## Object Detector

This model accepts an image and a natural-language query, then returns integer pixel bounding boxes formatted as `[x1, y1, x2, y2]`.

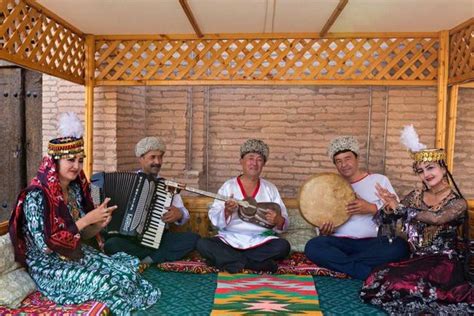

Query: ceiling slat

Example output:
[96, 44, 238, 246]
[320, 0, 349, 37]
[179, 0, 203, 38]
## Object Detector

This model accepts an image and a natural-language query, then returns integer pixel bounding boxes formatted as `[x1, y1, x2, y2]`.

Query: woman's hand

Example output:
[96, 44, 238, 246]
[98, 212, 113, 228]
[77, 198, 117, 231]
[375, 183, 398, 212]
[88, 198, 117, 225]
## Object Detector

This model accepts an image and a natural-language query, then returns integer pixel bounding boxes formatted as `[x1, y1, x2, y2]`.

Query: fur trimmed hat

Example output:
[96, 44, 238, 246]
[327, 136, 360, 161]
[135, 137, 166, 157]
[240, 139, 269, 162]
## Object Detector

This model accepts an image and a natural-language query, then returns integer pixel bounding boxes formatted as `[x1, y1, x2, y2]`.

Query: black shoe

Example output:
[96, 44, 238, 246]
[245, 259, 278, 273]
[222, 262, 244, 274]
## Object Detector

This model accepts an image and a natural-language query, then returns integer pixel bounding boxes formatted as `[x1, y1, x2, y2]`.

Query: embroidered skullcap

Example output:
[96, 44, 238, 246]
[327, 136, 360, 161]
[400, 125, 445, 163]
[240, 139, 269, 162]
[135, 136, 166, 157]
[48, 112, 85, 159]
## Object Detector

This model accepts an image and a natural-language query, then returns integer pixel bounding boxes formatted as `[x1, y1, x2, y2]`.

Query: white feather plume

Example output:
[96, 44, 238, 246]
[400, 125, 426, 152]
[57, 112, 83, 138]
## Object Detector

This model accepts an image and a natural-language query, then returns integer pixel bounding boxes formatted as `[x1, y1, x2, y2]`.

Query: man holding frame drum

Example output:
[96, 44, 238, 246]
[304, 136, 409, 280]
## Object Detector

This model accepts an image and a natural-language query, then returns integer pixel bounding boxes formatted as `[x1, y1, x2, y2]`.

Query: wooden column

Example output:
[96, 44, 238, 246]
[445, 85, 459, 172]
[436, 31, 449, 148]
[84, 35, 95, 178]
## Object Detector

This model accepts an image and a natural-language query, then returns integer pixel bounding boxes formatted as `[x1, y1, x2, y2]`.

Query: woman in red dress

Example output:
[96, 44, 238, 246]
[360, 126, 473, 315]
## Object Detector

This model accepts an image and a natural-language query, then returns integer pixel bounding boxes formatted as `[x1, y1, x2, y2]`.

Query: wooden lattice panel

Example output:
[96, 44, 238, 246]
[449, 19, 474, 85]
[0, 0, 85, 84]
[95, 36, 439, 85]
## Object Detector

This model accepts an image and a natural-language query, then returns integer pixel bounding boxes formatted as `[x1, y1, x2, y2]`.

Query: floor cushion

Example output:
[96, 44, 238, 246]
[156, 251, 348, 278]
[0, 291, 109, 315]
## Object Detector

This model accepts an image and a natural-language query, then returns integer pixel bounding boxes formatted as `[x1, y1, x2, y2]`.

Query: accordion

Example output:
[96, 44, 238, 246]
[91, 172, 175, 249]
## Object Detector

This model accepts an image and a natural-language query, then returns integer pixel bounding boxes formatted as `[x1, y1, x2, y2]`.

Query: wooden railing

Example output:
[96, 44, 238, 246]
[449, 18, 474, 85]
[0, 0, 85, 84]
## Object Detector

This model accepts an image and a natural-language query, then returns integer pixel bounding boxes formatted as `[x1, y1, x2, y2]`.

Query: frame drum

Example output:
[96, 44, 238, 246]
[298, 173, 355, 228]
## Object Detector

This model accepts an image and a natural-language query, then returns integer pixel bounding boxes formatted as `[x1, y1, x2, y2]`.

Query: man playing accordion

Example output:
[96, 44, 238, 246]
[103, 137, 200, 264]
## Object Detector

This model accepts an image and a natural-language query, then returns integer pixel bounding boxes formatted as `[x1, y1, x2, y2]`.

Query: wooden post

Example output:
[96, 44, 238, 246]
[84, 35, 95, 178]
[445, 85, 459, 172]
[436, 31, 449, 148]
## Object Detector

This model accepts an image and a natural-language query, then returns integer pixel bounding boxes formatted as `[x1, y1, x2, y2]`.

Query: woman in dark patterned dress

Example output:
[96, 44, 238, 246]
[360, 126, 473, 315]
[9, 113, 159, 315]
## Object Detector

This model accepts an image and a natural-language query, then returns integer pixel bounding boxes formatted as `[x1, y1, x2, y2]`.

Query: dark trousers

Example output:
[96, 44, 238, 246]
[103, 231, 200, 264]
[196, 237, 290, 273]
[304, 235, 409, 280]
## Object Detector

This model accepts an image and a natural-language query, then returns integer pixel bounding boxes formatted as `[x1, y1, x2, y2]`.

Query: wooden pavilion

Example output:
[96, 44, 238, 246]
[0, 0, 473, 229]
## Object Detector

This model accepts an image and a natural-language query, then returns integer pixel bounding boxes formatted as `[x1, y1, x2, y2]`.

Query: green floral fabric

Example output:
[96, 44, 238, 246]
[22, 185, 160, 315]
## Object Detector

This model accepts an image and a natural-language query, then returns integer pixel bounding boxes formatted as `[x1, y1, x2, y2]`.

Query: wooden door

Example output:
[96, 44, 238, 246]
[0, 66, 42, 223]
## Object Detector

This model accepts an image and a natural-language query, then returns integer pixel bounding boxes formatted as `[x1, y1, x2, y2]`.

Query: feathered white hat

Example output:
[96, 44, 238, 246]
[400, 125, 445, 162]
[47, 112, 85, 159]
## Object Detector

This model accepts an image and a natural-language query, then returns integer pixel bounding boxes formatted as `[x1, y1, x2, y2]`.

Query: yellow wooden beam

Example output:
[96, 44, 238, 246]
[449, 17, 474, 35]
[436, 31, 449, 148]
[179, 0, 203, 38]
[320, 0, 349, 37]
[0, 221, 8, 236]
[94, 32, 439, 41]
[445, 85, 459, 172]
[468, 200, 474, 210]
[0, 51, 84, 85]
[24, 0, 84, 35]
[448, 72, 474, 86]
[94, 79, 437, 87]
[84, 35, 95, 179]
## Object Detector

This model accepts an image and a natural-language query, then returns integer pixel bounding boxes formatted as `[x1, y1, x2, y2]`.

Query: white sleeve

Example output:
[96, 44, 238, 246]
[208, 183, 230, 229]
[171, 193, 190, 225]
[269, 185, 289, 233]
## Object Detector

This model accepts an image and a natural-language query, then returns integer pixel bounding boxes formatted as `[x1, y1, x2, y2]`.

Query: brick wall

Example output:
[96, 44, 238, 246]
[42, 76, 472, 200]
[204, 86, 437, 197]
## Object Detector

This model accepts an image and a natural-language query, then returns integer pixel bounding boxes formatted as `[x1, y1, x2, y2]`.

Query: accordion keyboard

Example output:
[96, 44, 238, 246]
[140, 180, 173, 249]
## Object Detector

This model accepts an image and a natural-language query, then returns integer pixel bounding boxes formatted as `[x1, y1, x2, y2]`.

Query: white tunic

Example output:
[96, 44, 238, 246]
[209, 177, 289, 249]
[333, 173, 397, 239]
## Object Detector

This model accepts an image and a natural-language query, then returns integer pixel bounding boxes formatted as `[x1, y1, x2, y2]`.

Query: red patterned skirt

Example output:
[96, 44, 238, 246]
[360, 254, 473, 315]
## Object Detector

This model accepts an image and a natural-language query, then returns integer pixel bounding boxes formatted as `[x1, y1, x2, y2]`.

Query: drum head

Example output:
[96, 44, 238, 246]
[298, 173, 355, 228]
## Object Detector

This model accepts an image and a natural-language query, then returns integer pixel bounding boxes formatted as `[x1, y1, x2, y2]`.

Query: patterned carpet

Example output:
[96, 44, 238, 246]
[135, 270, 386, 315]
[211, 273, 322, 315]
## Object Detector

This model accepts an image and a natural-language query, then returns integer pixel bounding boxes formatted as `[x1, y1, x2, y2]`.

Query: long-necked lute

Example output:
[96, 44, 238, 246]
[164, 180, 280, 229]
